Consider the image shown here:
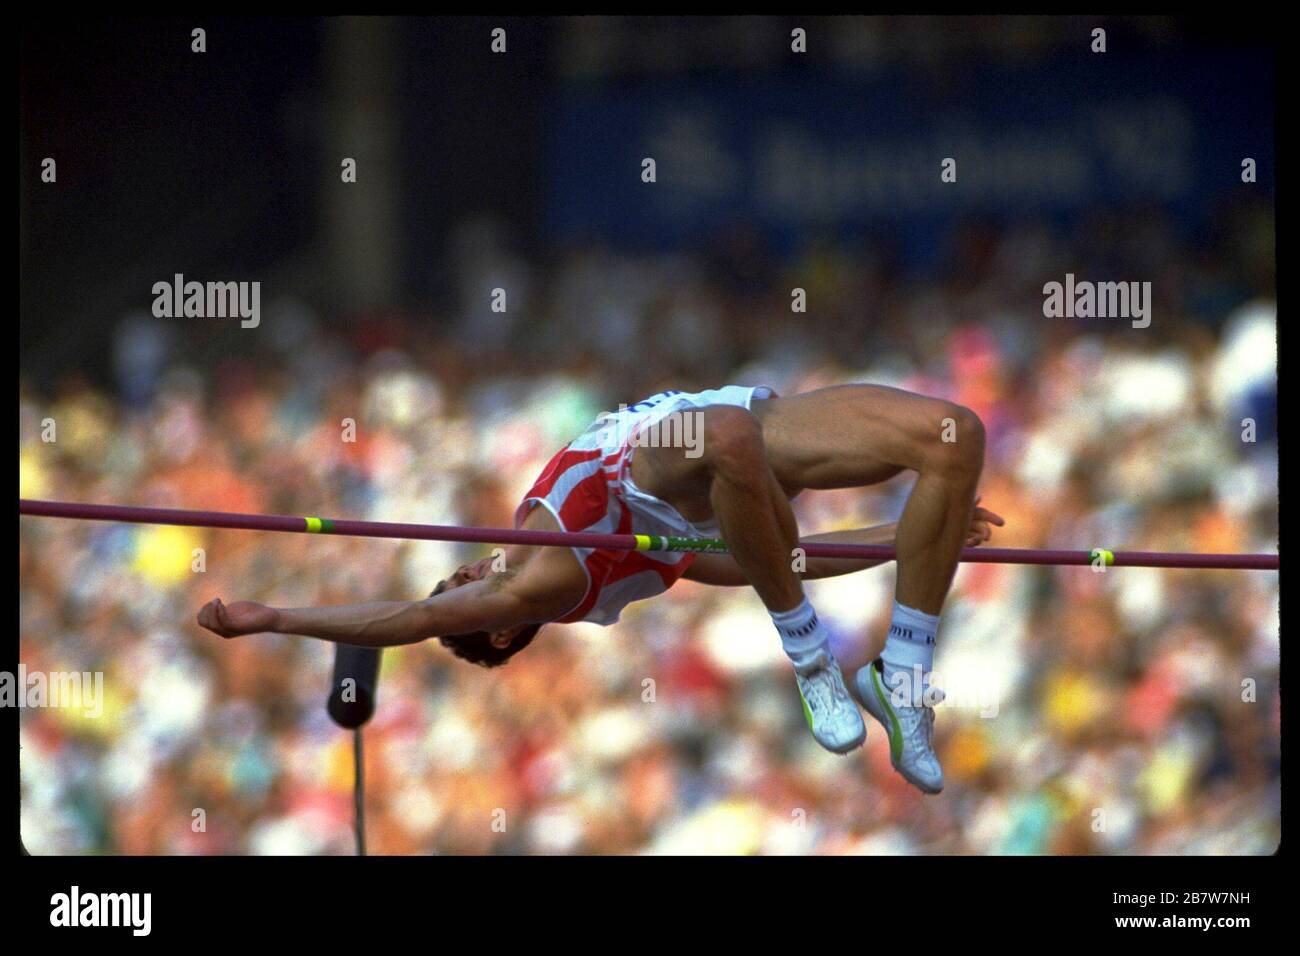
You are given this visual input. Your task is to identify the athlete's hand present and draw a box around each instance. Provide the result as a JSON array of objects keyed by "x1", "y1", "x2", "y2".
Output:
[
  {"x1": 197, "y1": 598, "x2": 280, "y2": 638},
  {"x1": 965, "y1": 496, "x2": 1005, "y2": 547}
]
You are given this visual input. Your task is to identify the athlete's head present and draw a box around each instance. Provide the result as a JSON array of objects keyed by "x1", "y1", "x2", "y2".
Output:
[{"x1": 430, "y1": 558, "x2": 541, "y2": 667}]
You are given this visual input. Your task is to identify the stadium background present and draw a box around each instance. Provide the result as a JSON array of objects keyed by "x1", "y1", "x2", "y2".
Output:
[{"x1": 19, "y1": 16, "x2": 1277, "y2": 854}]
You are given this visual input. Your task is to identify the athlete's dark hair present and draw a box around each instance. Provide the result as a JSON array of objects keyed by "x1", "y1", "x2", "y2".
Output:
[{"x1": 429, "y1": 580, "x2": 543, "y2": 668}]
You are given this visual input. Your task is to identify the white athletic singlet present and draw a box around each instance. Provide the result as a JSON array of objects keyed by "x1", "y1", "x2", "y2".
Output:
[{"x1": 515, "y1": 385, "x2": 775, "y2": 624}]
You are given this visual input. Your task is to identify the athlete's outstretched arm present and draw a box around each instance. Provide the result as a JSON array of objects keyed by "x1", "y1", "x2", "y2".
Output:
[
  {"x1": 685, "y1": 501, "x2": 1004, "y2": 587},
  {"x1": 198, "y1": 581, "x2": 525, "y2": 647},
  {"x1": 197, "y1": 546, "x2": 586, "y2": 647}
]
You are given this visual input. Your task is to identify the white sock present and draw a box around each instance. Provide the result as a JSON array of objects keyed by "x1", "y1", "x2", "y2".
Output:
[
  {"x1": 770, "y1": 597, "x2": 830, "y2": 673},
  {"x1": 881, "y1": 600, "x2": 940, "y2": 699}
]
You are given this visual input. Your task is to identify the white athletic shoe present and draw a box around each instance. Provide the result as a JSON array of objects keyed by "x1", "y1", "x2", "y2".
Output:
[
  {"x1": 855, "y1": 659, "x2": 945, "y2": 794},
  {"x1": 795, "y1": 652, "x2": 867, "y2": 755}
]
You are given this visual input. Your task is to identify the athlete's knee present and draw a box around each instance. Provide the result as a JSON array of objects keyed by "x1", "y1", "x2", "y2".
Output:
[
  {"x1": 931, "y1": 402, "x2": 985, "y2": 477},
  {"x1": 701, "y1": 406, "x2": 767, "y2": 479}
]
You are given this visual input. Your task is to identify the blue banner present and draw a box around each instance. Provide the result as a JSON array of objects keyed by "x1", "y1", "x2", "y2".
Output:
[{"x1": 544, "y1": 50, "x2": 1274, "y2": 268}]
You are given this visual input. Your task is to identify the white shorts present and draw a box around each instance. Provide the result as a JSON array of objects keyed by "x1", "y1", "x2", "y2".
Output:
[{"x1": 612, "y1": 385, "x2": 775, "y2": 539}]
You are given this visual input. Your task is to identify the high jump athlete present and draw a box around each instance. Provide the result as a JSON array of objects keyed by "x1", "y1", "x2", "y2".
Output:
[{"x1": 198, "y1": 384, "x2": 1002, "y2": 793}]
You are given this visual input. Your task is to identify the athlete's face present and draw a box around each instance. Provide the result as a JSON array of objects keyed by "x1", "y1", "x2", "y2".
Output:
[
  {"x1": 446, "y1": 557, "x2": 494, "y2": 589},
  {"x1": 434, "y1": 558, "x2": 523, "y2": 649}
]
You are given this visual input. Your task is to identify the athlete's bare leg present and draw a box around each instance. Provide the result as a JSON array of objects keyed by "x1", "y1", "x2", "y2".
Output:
[
  {"x1": 752, "y1": 383, "x2": 985, "y2": 791},
  {"x1": 631, "y1": 405, "x2": 802, "y2": 612},
  {"x1": 752, "y1": 384, "x2": 985, "y2": 615},
  {"x1": 631, "y1": 402, "x2": 866, "y2": 753}
]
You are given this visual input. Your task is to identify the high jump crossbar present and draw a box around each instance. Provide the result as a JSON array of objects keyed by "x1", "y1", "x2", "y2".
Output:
[{"x1": 18, "y1": 499, "x2": 1278, "y2": 571}]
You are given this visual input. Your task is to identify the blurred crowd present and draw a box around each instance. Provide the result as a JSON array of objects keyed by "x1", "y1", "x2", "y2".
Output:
[{"x1": 19, "y1": 204, "x2": 1278, "y2": 855}]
